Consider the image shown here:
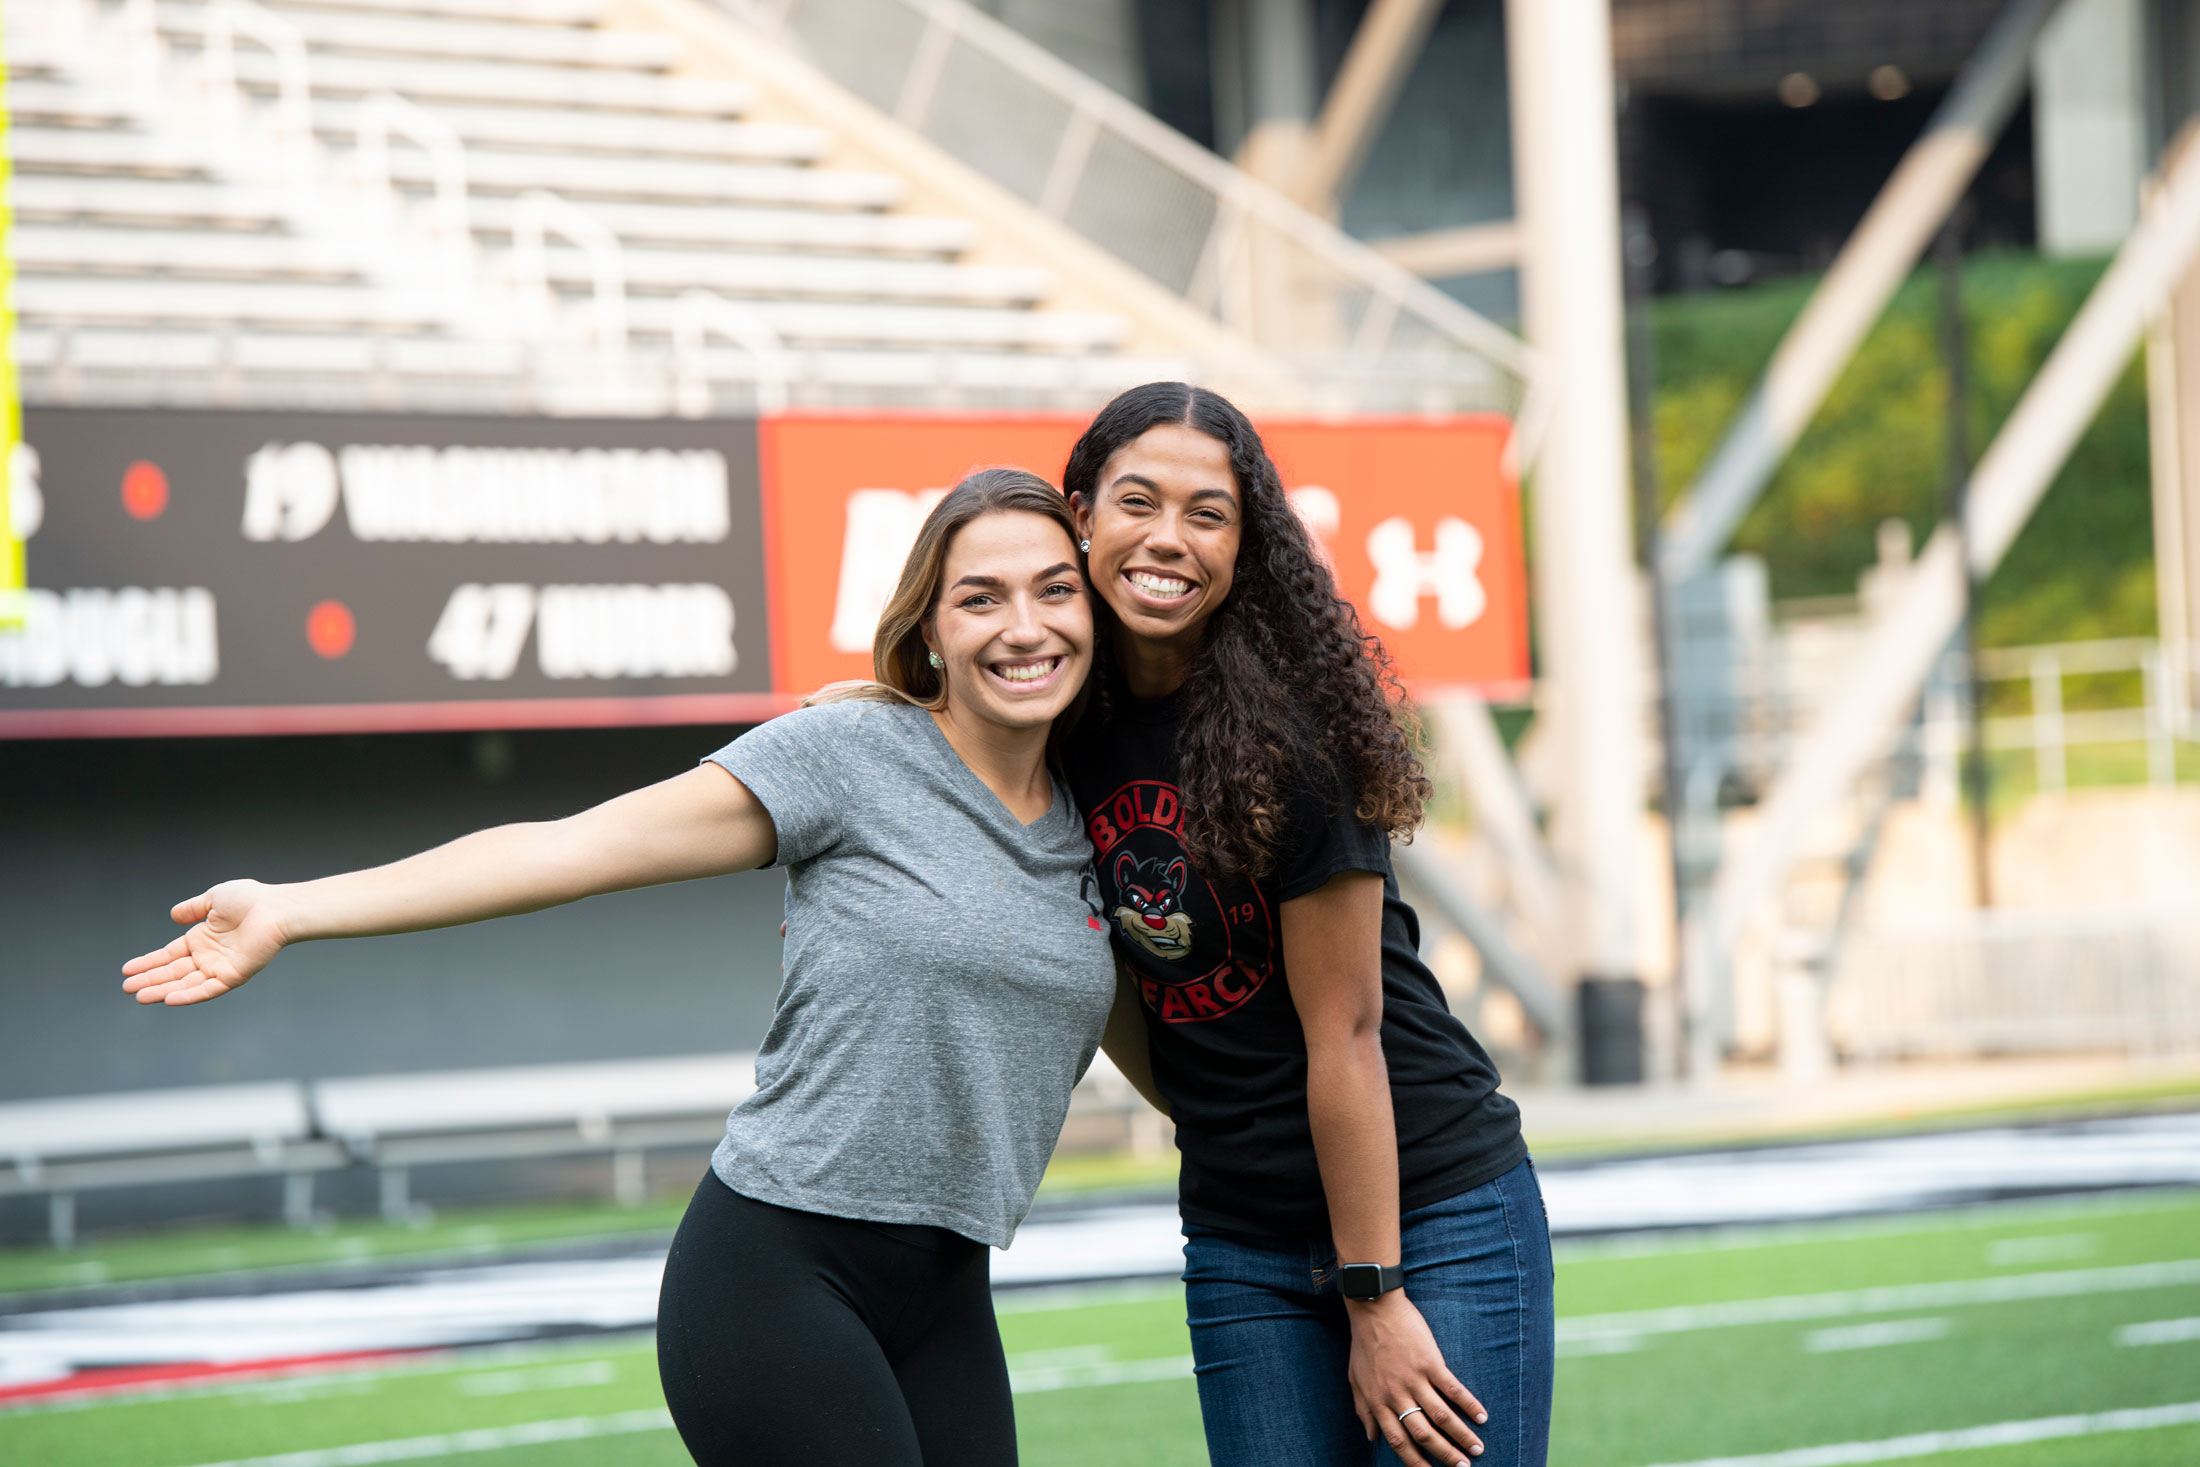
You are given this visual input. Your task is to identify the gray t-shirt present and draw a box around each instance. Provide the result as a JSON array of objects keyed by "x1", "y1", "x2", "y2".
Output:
[{"x1": 705, "y1": 699, "x2": 1116, "y2": 1247}]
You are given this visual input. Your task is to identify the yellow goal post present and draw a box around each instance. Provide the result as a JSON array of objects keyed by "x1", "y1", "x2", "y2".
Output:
[{"x1": 0, "y1": 42, "x2": 21, "y2": 630}]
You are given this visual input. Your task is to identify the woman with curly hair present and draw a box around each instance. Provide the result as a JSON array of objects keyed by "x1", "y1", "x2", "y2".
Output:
[{"x1": 1067, "y1": 383, "x2": 1553, "y2": 1467}]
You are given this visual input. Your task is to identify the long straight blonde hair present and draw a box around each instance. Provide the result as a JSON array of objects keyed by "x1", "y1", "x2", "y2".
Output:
[{"x1": 808, "y1": 467, "x2": 1088, "y2": 723}]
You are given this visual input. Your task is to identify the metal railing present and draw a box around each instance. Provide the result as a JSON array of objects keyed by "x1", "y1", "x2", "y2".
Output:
[
  {"x1": 17, "y1": 0, "x2": 647, "y2": 409},
  {"x1": 1971, "y1": 637, "x2": 2184, "y2": 791},
  {"x1": 1667, "y1": 604, "x2": 2195, "y2": 801},
  {"x1": 510, "y1": 187, "x2": 632, "y2": 388},
  {"x1": 1908, "y1": 637, "x2": 2190, "y2": 803},
  {"x1": 350, "y1": 89, "x2": 474, "y2": 299},
  {"x1": 674, "y1": 289, "x2": 792, "y2": 417},
  {"x1": 200, "y1": 0, "x2": 315, "y2": 198},
  {"x1": 730, "y1": 0, "x2": 1533, "y2": 419}
]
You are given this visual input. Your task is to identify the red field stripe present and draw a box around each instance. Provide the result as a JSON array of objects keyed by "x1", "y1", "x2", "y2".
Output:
[{"x1": 0, "y1": 1348, "x2": 425, "y2": 1406}]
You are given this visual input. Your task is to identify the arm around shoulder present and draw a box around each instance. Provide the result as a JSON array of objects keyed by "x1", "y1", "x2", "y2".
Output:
[{"x1": 1100, "y1": 954, "x2": 1170, "y2": 1118}]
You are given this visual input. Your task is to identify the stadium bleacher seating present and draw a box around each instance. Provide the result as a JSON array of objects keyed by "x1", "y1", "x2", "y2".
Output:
[
  {"x1": 0, "y1": 1082, "x2": 342, "y2": 1248},
  {"x1": 313, "y1": 1052, "x2": 757, "y2": 1222},
  {"x1": 7, "y1": 0, "x2": 1192, "y2": 411},
  {"x1": 0, "y1": 1053, "x2": 1153, "y2": 1244}
]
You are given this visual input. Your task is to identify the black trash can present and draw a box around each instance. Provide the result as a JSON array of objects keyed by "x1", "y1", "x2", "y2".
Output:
[{"x1": 1578, "y1": 975, "x2": 1646, "y2": 1085}]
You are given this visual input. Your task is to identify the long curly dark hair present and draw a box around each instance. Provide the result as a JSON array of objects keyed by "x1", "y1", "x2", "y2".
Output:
[{"x1": 1064, "y1": 383, "x2": 1431, "y2": 879}]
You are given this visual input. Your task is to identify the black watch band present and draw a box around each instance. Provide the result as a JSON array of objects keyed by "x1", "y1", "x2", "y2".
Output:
[{"x1": 1337, "y1": 1262, "x2": 1405, "y2": 1301}]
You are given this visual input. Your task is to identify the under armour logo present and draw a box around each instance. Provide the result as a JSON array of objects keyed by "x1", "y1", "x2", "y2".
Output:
[
  {"x1": 828, "y1": 487, "x2": 948, "y2": 653},
  {"x1": 1365, "y1": 517, "x2": 1486, "y2": 630}
]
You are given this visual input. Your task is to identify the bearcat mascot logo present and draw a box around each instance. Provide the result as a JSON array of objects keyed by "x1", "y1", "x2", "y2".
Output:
[
  {"x1": 1087, "y1": 779, "x2": 1271, "y2": 1023},
  {"x1": 1112, "y1": 850, "x2": 1193, "y2": 959}
]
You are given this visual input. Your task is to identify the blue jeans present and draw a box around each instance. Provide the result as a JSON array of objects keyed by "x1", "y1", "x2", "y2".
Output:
[{"x1": 1182, "y1": 1159, "x2": 1555, "y2": 1467}]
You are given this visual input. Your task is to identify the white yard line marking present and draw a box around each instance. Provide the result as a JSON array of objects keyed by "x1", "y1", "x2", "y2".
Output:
[
  {"x1": 173, "y1": 1409, "x2": 674, "y2": 1467},
  {"x1": 2117, "y1": 1316, "x2": 2200, "y2": 1347},
  {"x1": 159, "y1": 1355, "x2": 1194, "y2": 1467},
  {"x1": 1639, "y1": 1399, "x2": 2200, "y2": 1467},
  {"x1": 1010, "y1": 1354, "x2": 1193, "y2": 1393},
  {"x1": 1559, "y1": 1257, "x2": 2200, "y2": 1344},
  {"x1": 232, "y1": 1376, "x2": 386, "y2": 1407},
  {"x1": 1557, "y1": 1334, "x2": 1646, "y2": 1358},
  {"x1": 994, "y1": 1279, "x2": 1181, "y2": 1314},
  {"x1": 1005, "y1": 1345, "x2": 1111, "y2": 1369},
  {"x1": 1802, "y1": 1318, "x2": 1949, "y2": 1353},
  {"x1": 453, "y1": 1360, "x2": 616, "y2": 1396},
  {"x1": 1984, "y1": 1233, "x2": 2096, "y2": 1266},
  {"x1": 1553, "y1": 1188, "x2": 2200, "y2": 1265}
]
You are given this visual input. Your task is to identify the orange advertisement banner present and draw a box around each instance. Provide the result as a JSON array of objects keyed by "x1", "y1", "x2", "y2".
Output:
[
  {"x1": 758, "y1": 412, "x2": 1527, "y2": 698},
  {"x1": 1259, "y1": 416, "x2": 1529, "y2": 695}
]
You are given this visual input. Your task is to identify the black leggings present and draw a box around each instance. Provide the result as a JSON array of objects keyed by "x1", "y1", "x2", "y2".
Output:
[{"x1": 656, "y1": 1172, "x2": 1018, "y2": 1466}]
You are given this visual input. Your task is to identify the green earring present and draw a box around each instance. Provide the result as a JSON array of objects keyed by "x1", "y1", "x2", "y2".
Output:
[{"x1": 928, "y1": 652, "x2": 945, "y2": 669}]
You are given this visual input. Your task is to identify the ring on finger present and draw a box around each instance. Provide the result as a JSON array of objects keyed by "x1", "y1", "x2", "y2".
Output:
[{"x1": 1398, "y1": 1406, "x2": 1426, "y2": 1425}]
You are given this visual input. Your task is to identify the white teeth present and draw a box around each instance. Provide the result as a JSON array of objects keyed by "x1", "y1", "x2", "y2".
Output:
[
  {"x1": 992, "y1": 658, "x2": 1059, "y2": 684},
  {"x1": 1130, "y1": 571, "x2": 1192, "y2": 597}
]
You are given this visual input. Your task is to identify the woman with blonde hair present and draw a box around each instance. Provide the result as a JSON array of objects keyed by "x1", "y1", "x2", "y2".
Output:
[{"x1": 120, "y1": 468, "x2": 1119, "y2": 1466}]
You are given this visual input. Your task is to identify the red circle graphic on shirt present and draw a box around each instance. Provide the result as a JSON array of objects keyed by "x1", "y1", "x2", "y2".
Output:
[{"x1": 1086, "y1": 779, "x2": 1270, "y2": 1024}]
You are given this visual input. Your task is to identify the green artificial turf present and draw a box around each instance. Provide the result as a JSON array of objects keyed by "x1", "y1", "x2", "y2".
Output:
[
  {"x1": 1032, "y1": 1149, "x2": 1181, "y2": 1200},
  {"x1": 0, "y1": 1197, "x2": 689, "y2": 1297},
  {"x1": 4, "y1": 1190, "x2": 2196, "y2": 1467},
  {"x1": 1553, "y1": 1186, "x2": 2200, "y2": 1312},
  {"x1": 0, "y1": 1152, "x2": 1181, "y2": 1300},
  {"x1": 1556, "y1": 1190, "x2": 2200, "y2": 1465},
  {"x1": 16, "y1": 1089, "x2": 2196, "y2": 1304}
]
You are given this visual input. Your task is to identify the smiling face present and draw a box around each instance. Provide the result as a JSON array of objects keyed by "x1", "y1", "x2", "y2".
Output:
[
  {"x1": 1072, "y1": 424, "x2": 1242, "y2": 677},
  {"x1": 921, "y1": 509, "x2": 1093, "y2": 733}
]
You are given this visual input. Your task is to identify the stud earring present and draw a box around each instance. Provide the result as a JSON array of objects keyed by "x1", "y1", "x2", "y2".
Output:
[
  {"x1": 1079, "y1": 539, "x2": 1090, "y2": 553},
  {"x1": 927, "y1": 651, "x2": 945, "y2": 669}
]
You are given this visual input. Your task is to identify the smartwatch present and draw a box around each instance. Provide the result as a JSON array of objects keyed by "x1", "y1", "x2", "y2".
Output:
[{"x1": 1337, "y1": 1262, "x2": 1405, "y2": 1301}]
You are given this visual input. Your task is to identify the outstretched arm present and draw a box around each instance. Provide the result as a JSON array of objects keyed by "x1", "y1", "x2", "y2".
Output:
[{"x1": 122, "y1": 763, "x2": 774, "y2": 1007}]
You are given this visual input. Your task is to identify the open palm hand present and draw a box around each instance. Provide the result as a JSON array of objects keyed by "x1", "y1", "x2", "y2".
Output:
[{"x1": 121, "y1": 880, "x2": 290, "y2": 1007}]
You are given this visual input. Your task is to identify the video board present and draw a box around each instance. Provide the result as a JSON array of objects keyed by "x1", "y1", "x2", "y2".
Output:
[{"x1": 0, "y1": 408, "x2": 1527, "y2": 737}]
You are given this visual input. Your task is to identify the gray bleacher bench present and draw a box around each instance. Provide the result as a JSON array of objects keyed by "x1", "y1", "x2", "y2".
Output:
[
  {"x1": 0, "y1": 1082, "x2": 346, "y2": 1249},
  {"x1": 0, "y1": 1052, "x2": 1156, "y2": 1247},
  {"x1": 310, "y1": 1053, "x2": 757, "y2": 1222}
]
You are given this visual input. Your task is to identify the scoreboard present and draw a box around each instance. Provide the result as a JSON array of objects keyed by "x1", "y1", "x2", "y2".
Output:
[{"x1": 0, "y1": 408, "x2": 1528, "y2": 737}]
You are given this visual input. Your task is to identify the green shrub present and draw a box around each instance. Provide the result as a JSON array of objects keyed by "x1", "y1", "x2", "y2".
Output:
[{"x1": 1649, "y1": 250, "x2": 2157, "y2": 647}]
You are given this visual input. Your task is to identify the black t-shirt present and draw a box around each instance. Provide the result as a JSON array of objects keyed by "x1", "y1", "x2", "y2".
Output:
[{"x1": 1064, "y1": 684, "x2": 1527, "y2": 1238}]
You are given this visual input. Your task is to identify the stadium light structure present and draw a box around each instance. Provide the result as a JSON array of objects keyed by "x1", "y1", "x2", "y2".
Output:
[
  {"x1": 1291, "y1": 0, "x2": 1449, "y2": 214},
  {"x1": 1506, "y1": 0, "x2": 1646, "y2": 1076},
  {"x1": 1656, "y1": 0, "x2": 2064, "y2": 588}
]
